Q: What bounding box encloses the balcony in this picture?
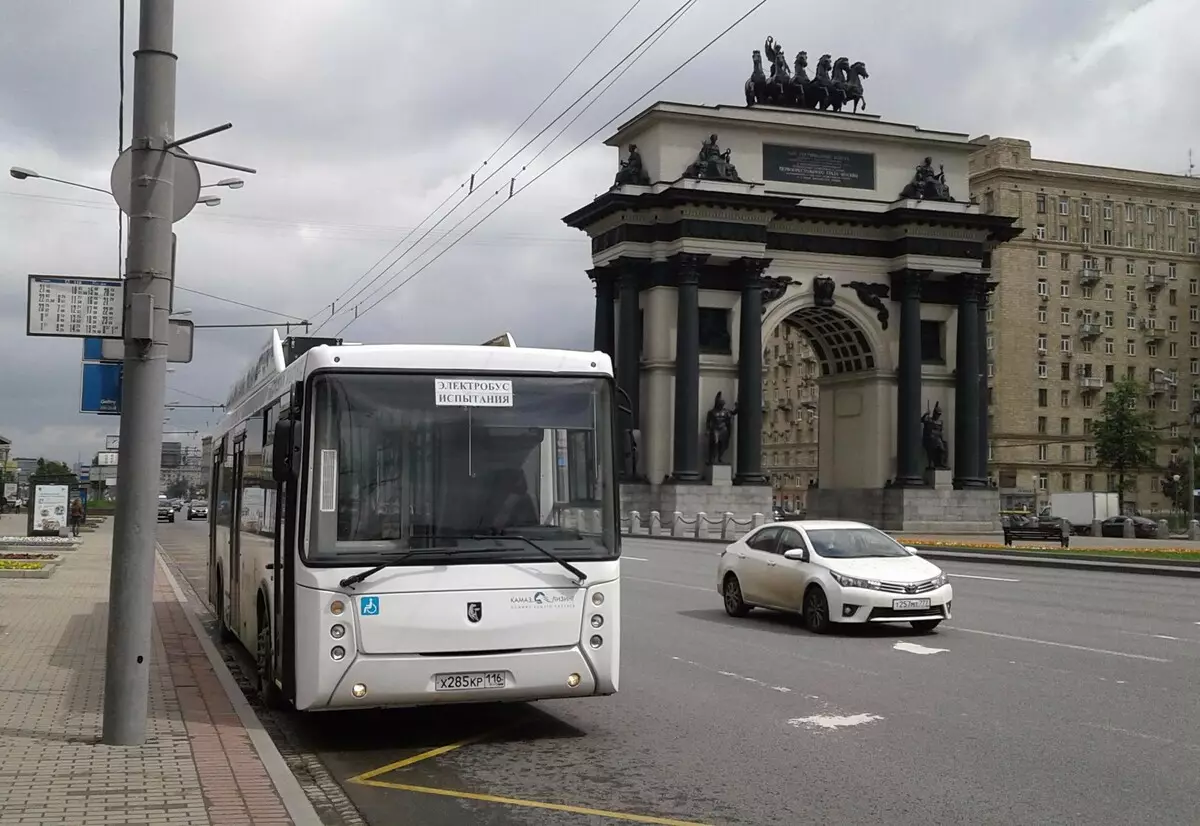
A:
[1145,273,1167,290]
[1149,379,1172,395]
[777,399,793,410]
[1078,268,1102,286]
[1077,322,1102,338]
[1142,323,1165,343]
[1077,375,1104,392]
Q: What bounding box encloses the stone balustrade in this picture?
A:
[620,510,767,541]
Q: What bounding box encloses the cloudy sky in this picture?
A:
[0,0,1193,463]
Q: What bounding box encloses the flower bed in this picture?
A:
[0,558,55,578]
[0,560,46,570]
[0,536,79,549]
[898,537,1200,559]
[0,552,60,561]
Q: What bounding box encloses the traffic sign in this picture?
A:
[80,362,123,415]
[110,147,202,223]
[27,275,123,339]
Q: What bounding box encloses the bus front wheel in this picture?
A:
[256,599,284,710]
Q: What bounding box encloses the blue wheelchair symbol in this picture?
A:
[360,596,380,616]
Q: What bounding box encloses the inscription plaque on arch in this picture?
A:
[762,144,876,190]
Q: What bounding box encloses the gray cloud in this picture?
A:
[1,0,1194,461]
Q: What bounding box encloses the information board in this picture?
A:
[27,275,123,339]
[80,362,123,415]
[762,144,876,190]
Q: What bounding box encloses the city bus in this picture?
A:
[205,330,621,710]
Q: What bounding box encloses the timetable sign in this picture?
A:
[27,275,124,339]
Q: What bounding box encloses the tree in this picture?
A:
[166,477,190,499]
[1092,377,1158,510]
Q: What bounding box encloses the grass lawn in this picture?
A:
[898,538,1200,563]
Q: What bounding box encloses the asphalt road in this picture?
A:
[157,521,1200,825]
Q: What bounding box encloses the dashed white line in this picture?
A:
[623,556,649,561]
[672,657,792,693]
[788,713,883,731]
[957,627,1171,662]
[947,573,1021,582]
[893,641,948,655]
[626,576,711,592]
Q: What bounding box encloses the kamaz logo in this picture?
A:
[510,590,576,608]
[467,601,483,623]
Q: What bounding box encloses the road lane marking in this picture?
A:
[624,556,649,561]
[1079,722,1200,752]
[947,573,1020,582]
[956,628,1171,662]
[626,576,712,593]
[788,713,883,730]
[354,779,710,824]
[1119,630,1197,643]
[893,641,948,655]
[672,657,792,693]
[347,725,514,783]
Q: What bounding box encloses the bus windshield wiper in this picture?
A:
[338,548,450,589]
[472,532,587,585]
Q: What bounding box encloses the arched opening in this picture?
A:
[761,306,878,514]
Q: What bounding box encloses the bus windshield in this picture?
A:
[304,372,617,564]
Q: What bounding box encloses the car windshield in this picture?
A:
[304,372,617,564]
[193,501,208,508]
[805,527,911,559]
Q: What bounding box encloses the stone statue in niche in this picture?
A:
[921,402,949,470]
[812,276,836,308]
[683,134,743,182]
[613,144,650,187]
[846,281,891,329]
[899,156,954,202]
[705,392,739,466]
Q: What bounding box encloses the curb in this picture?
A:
[156,550,324,826]
[623,533,1200,578]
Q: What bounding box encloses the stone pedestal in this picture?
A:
[924,469,953,490]
[805,486,1000,534]
[708,464,733,486]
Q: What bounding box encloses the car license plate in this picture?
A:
[434,671,506,691]
[893,598,932,611]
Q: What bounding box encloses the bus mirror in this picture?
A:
[271,420,295,482]
[615,384,633,416]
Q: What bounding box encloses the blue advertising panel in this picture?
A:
[80,362,123,415]
[82,337,105,361]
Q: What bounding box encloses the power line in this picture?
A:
[314,0,699,334]
[329,0,704,334]
[174,285,306,320]
[312,0,645,325]
[338,0,768,336]
[168,386,224,405]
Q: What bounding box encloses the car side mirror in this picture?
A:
[271,420,296,483]
[904,545,919,554]
[783,548,808,562]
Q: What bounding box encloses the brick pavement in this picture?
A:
[0,514,300,825]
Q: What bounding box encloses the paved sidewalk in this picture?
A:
[0,514,308,825]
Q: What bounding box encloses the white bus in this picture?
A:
[205,331,621,710]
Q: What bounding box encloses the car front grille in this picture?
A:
[876,579,940,595]
[868,604,948,620]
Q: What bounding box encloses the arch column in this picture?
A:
[893,269,927,487]
[670,253,707,482]
[735,257,770,486]
[953,273,986,488]
[978,280,994,484]
[590,267,615,359]
[615,257,647,482]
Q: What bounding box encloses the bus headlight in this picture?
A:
[590,614,604,628]
[330,600,345,616]
[330,624,346,639]
[591,592,604,606]
[330,646,346,660]
[589,635,603,649]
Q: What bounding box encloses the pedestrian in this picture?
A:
[69,497,84,537]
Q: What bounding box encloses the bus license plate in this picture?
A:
[434,671,506,692]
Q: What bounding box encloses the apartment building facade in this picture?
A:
[761,319,819,512]
[970,137,1200,512]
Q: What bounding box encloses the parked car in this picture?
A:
[186,501,208,521]
[1098,515,1158,539]
[718,519,952,633]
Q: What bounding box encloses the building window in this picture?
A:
[1060,362,1071,381]
[1060,308,1070,325]
[1102,229,1113,246]
[1037,362,1048,378]
[1060,417,1070,435]
[1037,278,1049,296]
[1104,285,1114,301]
[1061,472,1072,491]
[1146,207,1156,224]
[1058,197,1069,215]
[1170,342,1179,358]
[1036,193,1046,214]
[1084,473,1094,490]
[920,320,943,363]
[1192,280,1199,296]
[1038,444,1049,461]
[1038,308,1047,324]
[1037,416,1048,434]
[1037,250,1048,269]
[1060,253,1070,271]
[1105,364,1115,382]
[1060,335,1071,353]
[1082,286,1094,300]
[1168,236,1177,252]
[1060,281,1070,297]
[1127,339,1136,356]
[1124,204,1135,222]
[1084,446,1094,462]
[1189,239,1197,255]
[1035,223,1046,240]
[1038,388,1048,407]
[1126,231,1135,247]
[1104,337,1114,354]
[1060,389,1070,407]
[986,334,994,350]
[1037,333,1047,351]
[1081,226,1092,244]
[1058,225,1069,242]
[1126,313,1137,330]
[1102,201,1113,220]
[1037,473,1048,491]
[1146,234,1156,250]
[1103,256,1114,273]
[1083,418,1093,434]
[1168,207,1176,227]
[1169,262,1177,279]
[698,308,732,354]
[1080,201,1091,219]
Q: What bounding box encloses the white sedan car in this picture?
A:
[717,520,952,633]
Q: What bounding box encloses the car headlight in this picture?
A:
[932,572,948,588]
[830,571,882,590]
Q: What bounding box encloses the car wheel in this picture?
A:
[911,619,942,633]
[803,586,832,634]
[722,574,751,617]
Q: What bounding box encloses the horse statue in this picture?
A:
[744,49,767,106]
[791,50,827,110]
[812,54,846,111]
[831,57,869,114]
[762,36,792,105]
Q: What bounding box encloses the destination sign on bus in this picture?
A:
[434,378,513,407]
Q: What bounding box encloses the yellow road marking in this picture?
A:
[354,779,711,825]
[346,731,491,783]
